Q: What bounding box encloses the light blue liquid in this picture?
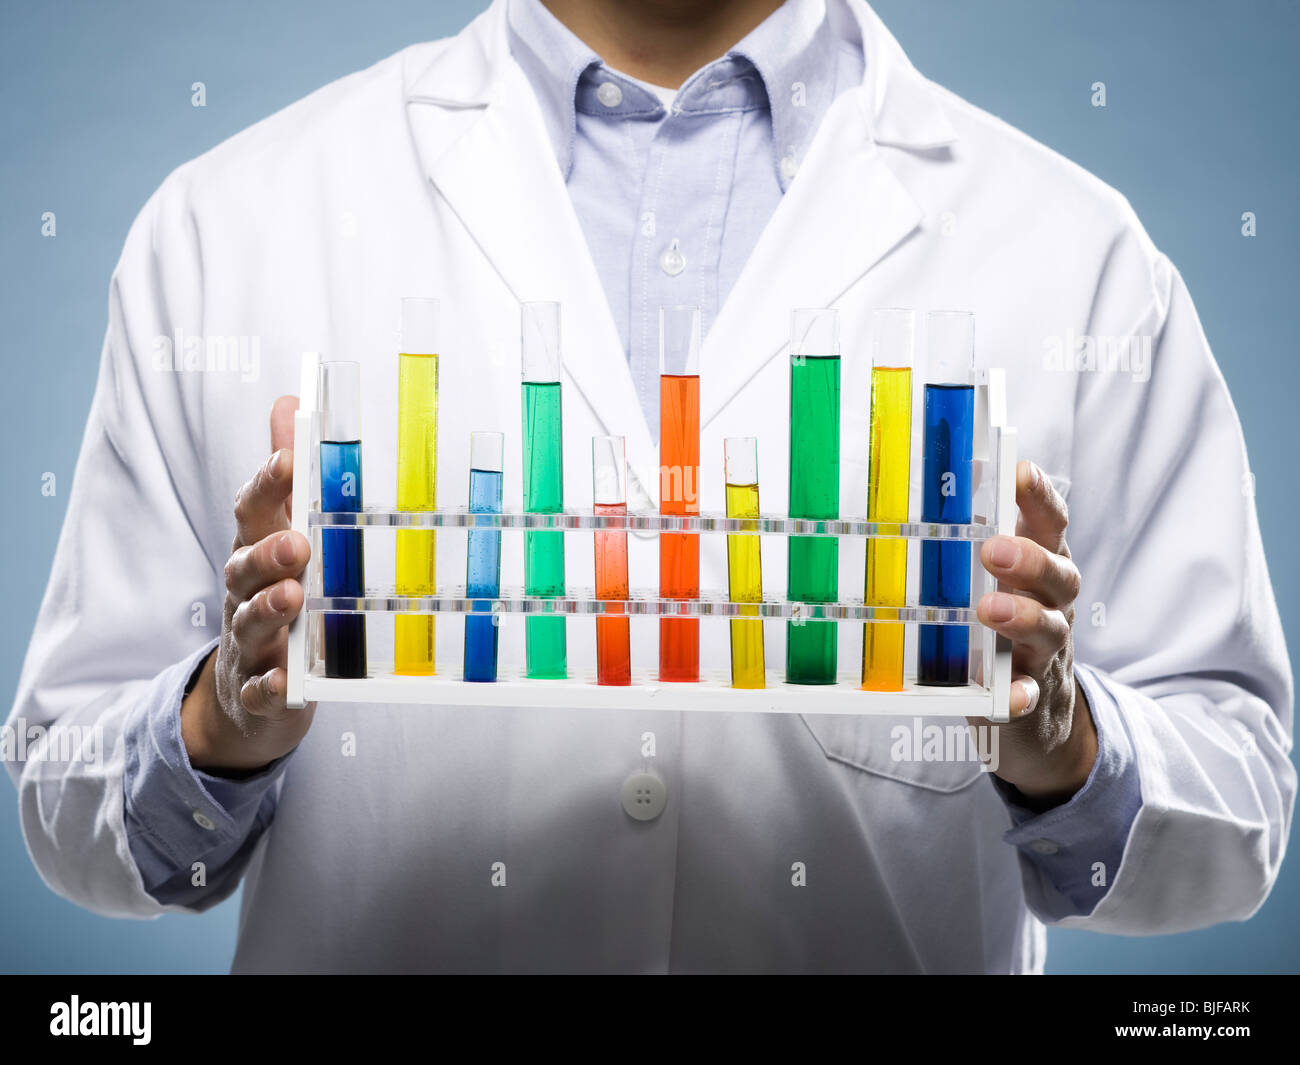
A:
[464,467,503,682]
[918,385,974,685]
[320,439,366,678]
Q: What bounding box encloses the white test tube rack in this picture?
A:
[286,353,1017,721]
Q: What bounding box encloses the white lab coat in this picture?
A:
[6,0,1293,973]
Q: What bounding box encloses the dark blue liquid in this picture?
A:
[321,440,366,678]
[464,468,503,682]
[918,385,974,686]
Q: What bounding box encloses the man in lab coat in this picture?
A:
[6,0,1294,972]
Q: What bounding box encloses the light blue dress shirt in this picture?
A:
[507,0,863,435]
[122,0,1142,924]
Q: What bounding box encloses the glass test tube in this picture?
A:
[593,436,631,686]
[918,311,975,686]
[862,309,915,691]
[658,305,701,683]
[464,431,503,682]
[521,302,567,678]
[786,308,841,685]
[320,361,367,679]
[394,298,440,675]
[725,437,764,689]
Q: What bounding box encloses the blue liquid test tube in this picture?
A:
[320,361,367,679]
[464,431,504,681]
[918,312,975,686]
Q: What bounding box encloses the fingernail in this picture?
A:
[266,450,283,478]
[274,533,296,566]
[987,593,1016,623]
[268,582,288,612]
[988,538,1020,569]
[1016,678,1040,714]
[265,672,281,697]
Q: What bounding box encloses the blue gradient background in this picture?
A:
[1,0,1295,974]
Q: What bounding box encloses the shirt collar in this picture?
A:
[507,0,840,190]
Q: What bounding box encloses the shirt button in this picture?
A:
[780,153,799,182]
[596,82,623,108]
[1028,838,1060,856]
[621,770,668,821]
[659,239,685,277]
[192,810,216,831]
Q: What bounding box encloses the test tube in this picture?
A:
[725,437,764,689]
[394,298,440,675]
[319,361,367,679]
[862,309,915,691]
[918,311,975,686]
[658,305,701,683]
[786,308,841,685]
[593,436,631,686]
[464,431,503,682]
[521,302,567,678]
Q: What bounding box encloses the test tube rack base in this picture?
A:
[286,353,1017,721]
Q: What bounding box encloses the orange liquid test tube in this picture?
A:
[593,435,631,685]
[658,305,701,682]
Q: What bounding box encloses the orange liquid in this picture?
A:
[594,502,631,685]
[659,373,699,682]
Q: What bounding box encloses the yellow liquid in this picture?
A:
[395,352,438,675]
[863,366,911,690]
[726,481,764,689]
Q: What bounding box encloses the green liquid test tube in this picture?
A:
[786,308,841,685]
[521,301,567,678]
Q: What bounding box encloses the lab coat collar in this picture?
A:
[403,0,955,487]
[405,6,663,503]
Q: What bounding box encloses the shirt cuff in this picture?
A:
[990,663,1143,919]
[121,639,293,904]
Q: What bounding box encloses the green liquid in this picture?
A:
[787,355,840,684]
[523,381,566,677]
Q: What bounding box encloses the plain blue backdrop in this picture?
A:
[1,0,1296,974]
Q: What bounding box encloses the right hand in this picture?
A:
[181,396,315,773]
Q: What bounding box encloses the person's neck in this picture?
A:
[540,0,785,87]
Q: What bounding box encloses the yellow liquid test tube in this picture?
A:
[395,298,440,675]
[863,310,915,691]
[725,437,764,688]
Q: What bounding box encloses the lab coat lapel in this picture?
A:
[701,100,924,428]
[701,0,960,427]
[405,3,660,502]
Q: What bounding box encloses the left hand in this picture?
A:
[973,460,1097,808]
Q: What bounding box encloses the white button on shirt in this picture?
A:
[596,81,623,108]
[658,239,686,277]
